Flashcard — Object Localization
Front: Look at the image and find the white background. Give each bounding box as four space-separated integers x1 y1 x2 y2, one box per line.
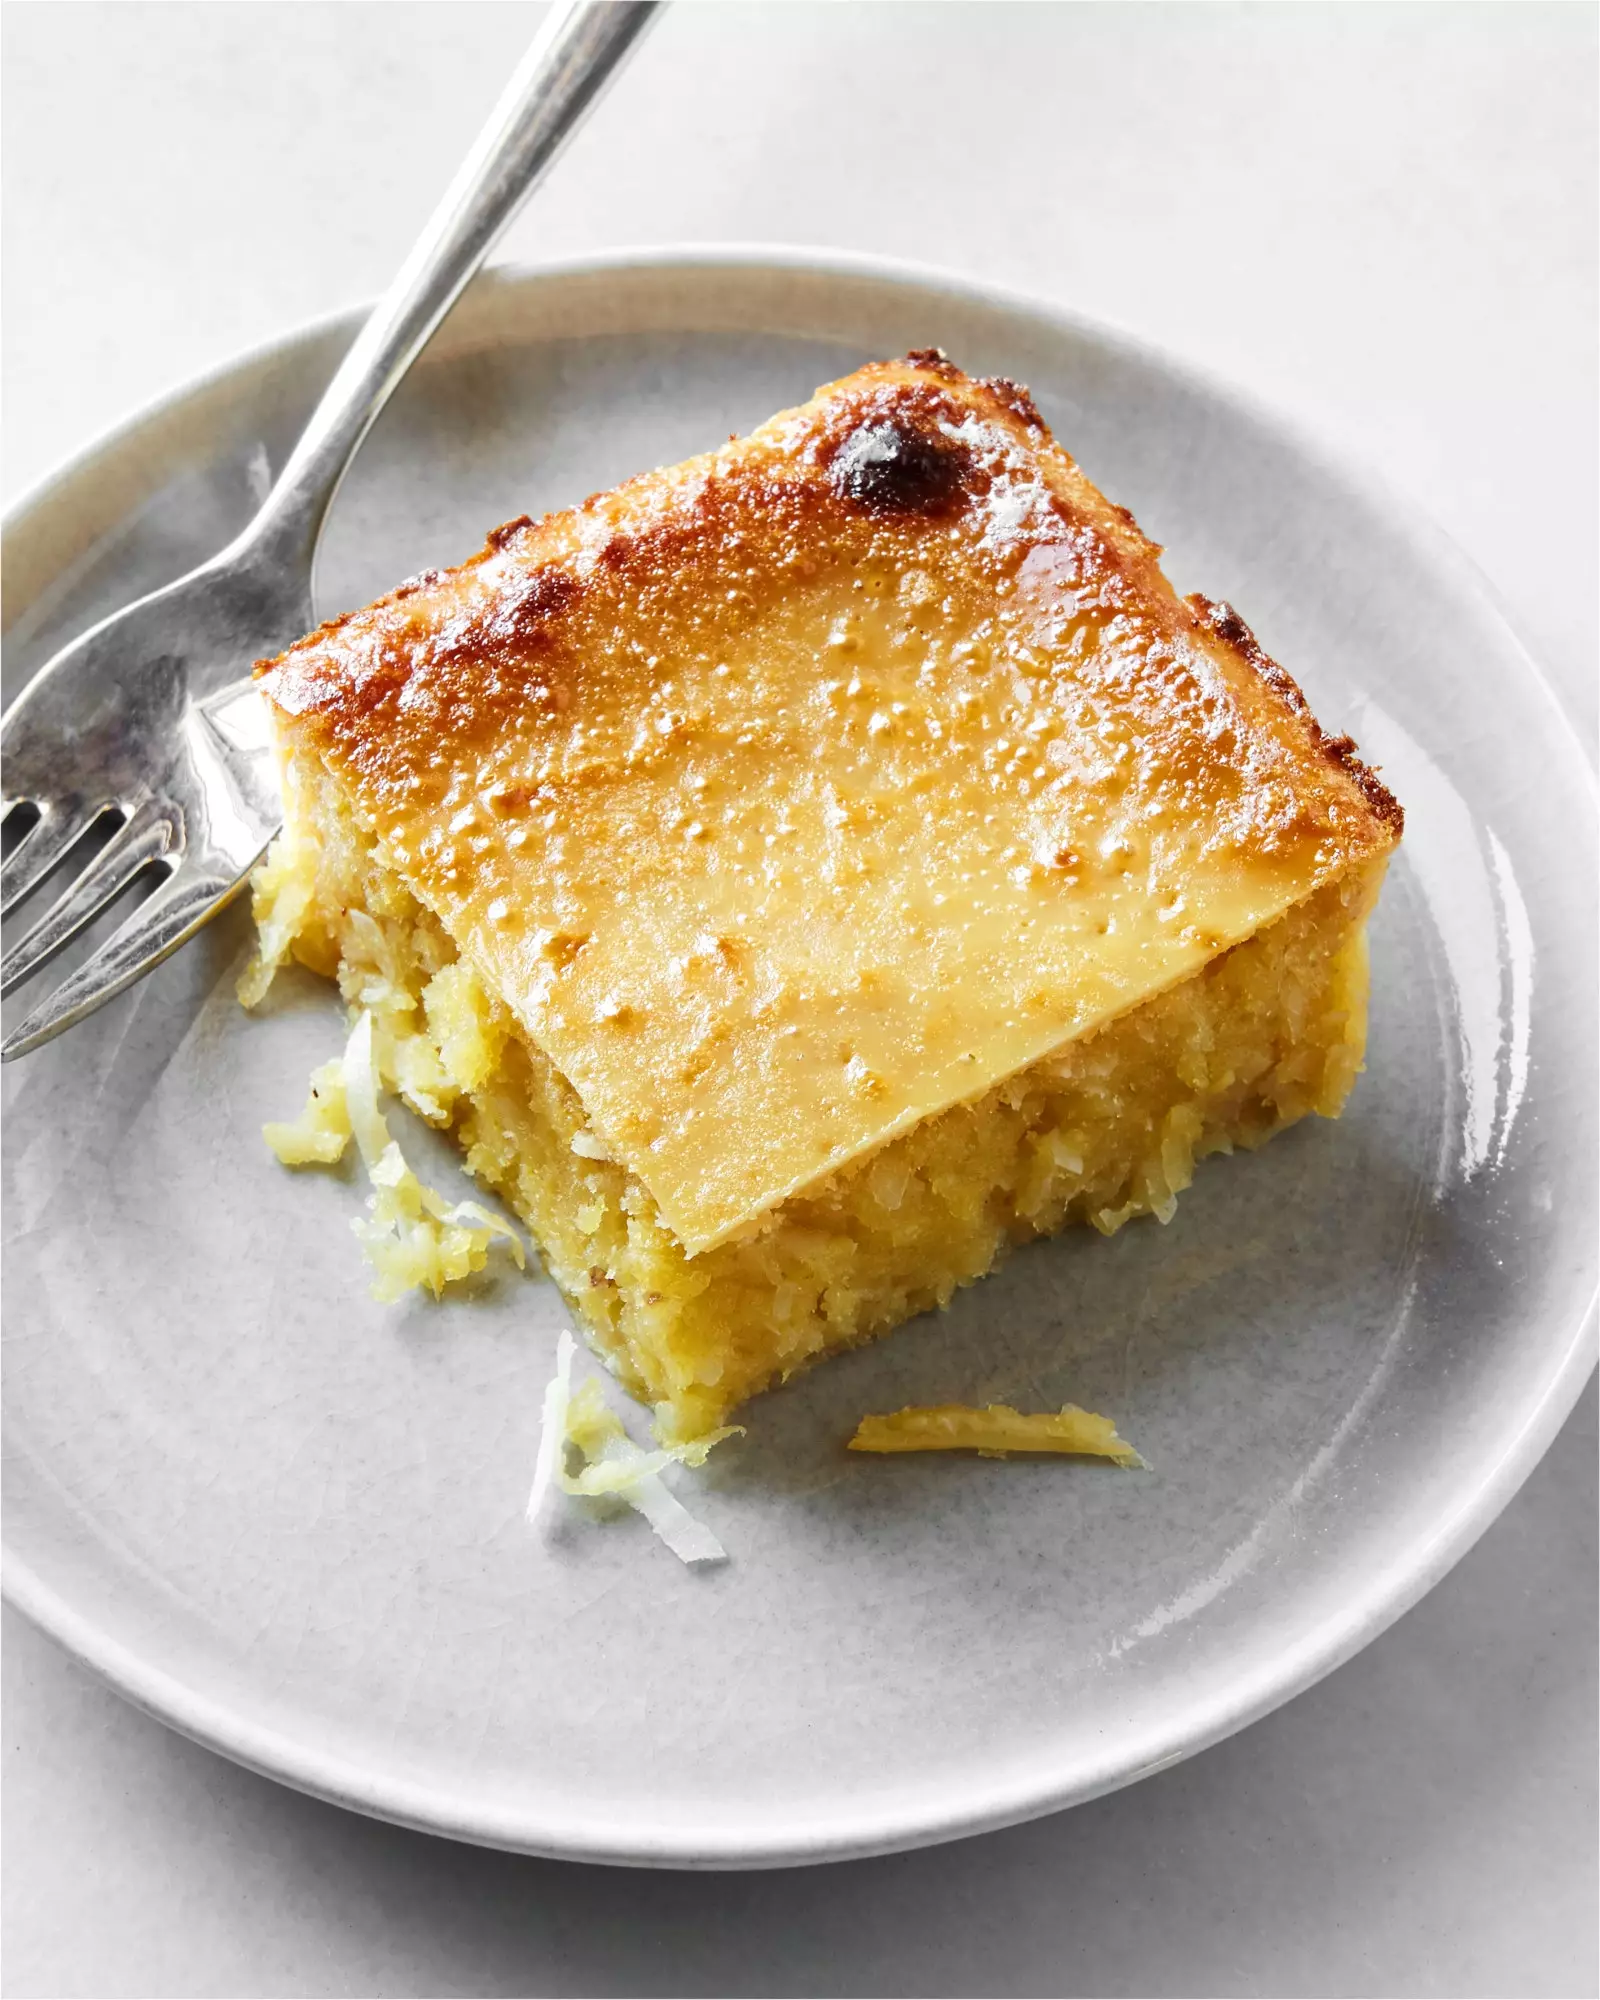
3 4 1595 1995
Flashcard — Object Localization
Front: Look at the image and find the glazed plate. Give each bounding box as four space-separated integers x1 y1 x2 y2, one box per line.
3 251 1595 1867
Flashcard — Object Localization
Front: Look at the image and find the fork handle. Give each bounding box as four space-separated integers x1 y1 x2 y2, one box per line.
237 0 659 570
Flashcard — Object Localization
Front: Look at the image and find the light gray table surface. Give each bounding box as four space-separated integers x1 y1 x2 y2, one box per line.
3 6 1594 1996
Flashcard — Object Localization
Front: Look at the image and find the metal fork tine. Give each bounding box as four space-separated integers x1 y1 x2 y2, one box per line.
1 802 175 997
0 860 245 1061
0 799 97 916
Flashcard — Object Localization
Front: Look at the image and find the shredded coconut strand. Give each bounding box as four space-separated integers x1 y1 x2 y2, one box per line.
338 1011 525 1301
526 1329 578 1524
849 1401 1145 1466
527 1331 741 1565
603 1465 731 1567
237 813 316 1008
262 1010 524 1302
263 1058 352 1166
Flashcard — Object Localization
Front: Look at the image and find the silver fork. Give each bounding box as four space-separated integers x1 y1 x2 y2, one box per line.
0 0 658 1062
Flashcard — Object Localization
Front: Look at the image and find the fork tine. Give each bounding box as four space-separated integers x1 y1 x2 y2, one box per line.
1 803 174 996
0 859 246 1061
0 799 98 916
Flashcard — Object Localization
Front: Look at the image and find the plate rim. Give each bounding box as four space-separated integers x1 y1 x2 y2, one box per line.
4 241 1596 1870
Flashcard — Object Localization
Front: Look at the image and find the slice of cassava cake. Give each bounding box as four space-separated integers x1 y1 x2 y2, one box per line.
247 351 1402 1441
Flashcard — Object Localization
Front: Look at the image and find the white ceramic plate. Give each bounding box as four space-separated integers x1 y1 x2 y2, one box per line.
4 250 1595 1868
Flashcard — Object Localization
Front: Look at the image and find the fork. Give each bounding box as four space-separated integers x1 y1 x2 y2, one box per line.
0 0 658 1062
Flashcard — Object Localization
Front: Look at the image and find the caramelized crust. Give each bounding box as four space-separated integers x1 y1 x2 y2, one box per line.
258 354 1400 1253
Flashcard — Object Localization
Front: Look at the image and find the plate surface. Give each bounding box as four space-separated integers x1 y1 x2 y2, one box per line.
4 250 1595 1867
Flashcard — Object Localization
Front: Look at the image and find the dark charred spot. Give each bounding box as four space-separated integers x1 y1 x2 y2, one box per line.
480 565 579 647
828 418 974 517
1198 598 1259 659
485 515 535 552
901 346 959 377
596 534 632 572
978 374 1045 432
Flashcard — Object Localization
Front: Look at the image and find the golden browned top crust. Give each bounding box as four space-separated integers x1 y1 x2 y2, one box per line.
259 353 1401 1253
1186 594 1403 839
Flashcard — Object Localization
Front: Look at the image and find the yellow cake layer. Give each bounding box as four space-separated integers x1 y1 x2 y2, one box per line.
254 751 1384 1440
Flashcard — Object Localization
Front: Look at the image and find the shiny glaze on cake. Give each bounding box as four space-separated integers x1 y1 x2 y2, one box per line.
259 354 1401 1253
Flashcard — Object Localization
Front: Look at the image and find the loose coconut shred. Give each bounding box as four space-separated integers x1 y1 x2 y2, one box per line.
849 1402 1145 1465
265 1019 737 1562
528 1330 742 1566
265 1010 525 1301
